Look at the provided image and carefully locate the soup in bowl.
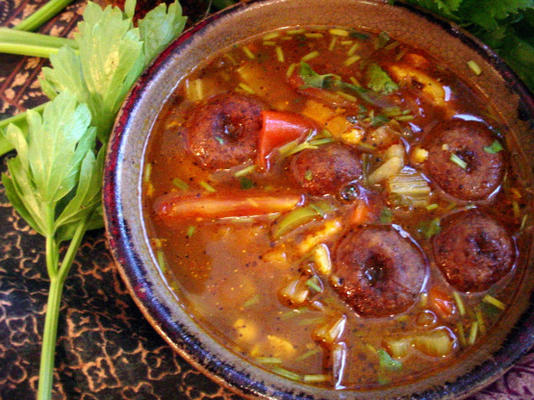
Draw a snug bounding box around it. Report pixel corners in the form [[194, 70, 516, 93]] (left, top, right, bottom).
[[103, 0, 534, 398]]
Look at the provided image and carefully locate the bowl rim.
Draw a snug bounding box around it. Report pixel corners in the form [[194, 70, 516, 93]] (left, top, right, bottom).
[[103, 0, 534, 399]]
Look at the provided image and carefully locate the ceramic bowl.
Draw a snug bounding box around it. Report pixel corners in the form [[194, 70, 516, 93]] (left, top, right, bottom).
[[103, 0, 534, 398]]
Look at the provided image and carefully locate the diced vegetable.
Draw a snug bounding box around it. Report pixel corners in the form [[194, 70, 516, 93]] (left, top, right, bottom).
[[452, 291, 466, 316], [298, 219, 343, 254], [388, 64, 447, 108], [303, 374, 330, 383], [387, 167, 431, 208], [467, 60, 482, 76], [411, 147, 429, 163], [186, 225, 195, 238], [272, 206, 319, 238], [314, 315, 347, 344], [312, 244, 332, 275], [412, 328, 456, 357], [482, 294, 506, 311], [468, 322, 479, 345], [172, 177, 189, 190], [155, 193, 302, 222], [280, 278, 309, 305], [383, 337, 412, 358], [368, 156, 404, 184], [258, 110, 316, 168]]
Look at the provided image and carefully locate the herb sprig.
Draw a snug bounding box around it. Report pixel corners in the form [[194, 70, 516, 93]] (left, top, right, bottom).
[[0, 1, 186, 399]]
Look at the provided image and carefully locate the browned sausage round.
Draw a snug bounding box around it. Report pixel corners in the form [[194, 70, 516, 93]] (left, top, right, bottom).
[[289, 143, 362, 195], [185, 93, 264, 169], [424, 120, 503, 201], [433, 211, 514, 292], [334, 227, 427, 317]]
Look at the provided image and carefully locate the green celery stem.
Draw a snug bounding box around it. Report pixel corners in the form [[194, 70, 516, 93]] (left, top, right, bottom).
[[36, 277, 64, 400], [37, 219, 90, 400], [0, 102, 47, 130], [0, 27, 76, 58], [14, 0, 75, 32]]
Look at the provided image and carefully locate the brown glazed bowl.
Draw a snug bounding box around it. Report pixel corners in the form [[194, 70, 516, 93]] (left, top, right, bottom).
[[103, 0, 534, 398]]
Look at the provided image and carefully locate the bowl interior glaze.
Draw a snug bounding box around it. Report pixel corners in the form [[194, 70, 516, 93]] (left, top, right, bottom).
[[103, 0, 534, 399]]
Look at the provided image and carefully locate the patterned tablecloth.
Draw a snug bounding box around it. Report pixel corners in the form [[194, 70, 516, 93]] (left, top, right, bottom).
[[0, 1, 533, 399]]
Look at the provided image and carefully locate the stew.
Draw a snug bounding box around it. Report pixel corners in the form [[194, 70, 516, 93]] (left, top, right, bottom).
[[143, 27, 532, 389]]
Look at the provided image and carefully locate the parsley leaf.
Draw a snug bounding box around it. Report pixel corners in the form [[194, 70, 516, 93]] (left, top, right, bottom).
[[299, 62, 337, 89], [484, 140, 504, 154], [366, 63, 399, 95]]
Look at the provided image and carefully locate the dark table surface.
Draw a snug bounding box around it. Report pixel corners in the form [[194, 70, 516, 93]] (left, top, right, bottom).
[[1, 1, 534, 399]]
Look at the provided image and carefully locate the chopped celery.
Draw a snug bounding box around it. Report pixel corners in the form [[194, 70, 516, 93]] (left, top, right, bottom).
[[303, 374, 330, 383], [306, 276, 323, 293], [172, 177, 189, 190], [271, 367, 301, 381], [450, 153, 467, 169], [199, 180, 216, 193], [234, 165, 256, 177], [482, 294, 506, 311], [243, 294, 260, 308], [143, 163, 152, 183], [257, 357, 282, 364], [468, 322, 479, 345], [156, 250, 166, 273], [272, 206, 319, 238], [295, 348, 321, 361], [186, 225, 195, 238], [452, 292, 466, 316], [387, 167, 431, 207]]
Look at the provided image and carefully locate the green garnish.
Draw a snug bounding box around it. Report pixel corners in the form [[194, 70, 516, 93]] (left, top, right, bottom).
[[349, 30, 369, 40], [426, 203, 439, 211], [234, 165, 256, 177], [156, 250, 166, 273], [375, 31, 390, 49], [172, 177, 189, 190], [299, 62, 337, 89], [256, 357, 282, 364], [379, 207, 393, 224], [186, 225, 196, 238], [482, 294, 506, 310], [468, 321, 479, 345], [243, 294, 260, 308], [304, 170, 313, 181], [450, 153, 468, 169], [214, 135, 225, 144], [275, 46, 285, 62], [305, 277, 323, 293], [238, 82, 255, 94], [143, 163, 152, 182], [366, 63, 399, 95], [301, 50, 320, 62], [199, 180, 217, 192], [271, 366, 301, 381], [239, 177, 255, 189], [484, 140, 503, 154], [272, 206, 319, 238], [453, 291, 466, 316], [303, 374, 330, 383], [295, 348, 321, 361], [467, 60, 482, 75], [456, 322, 467, 347], [370, 114, 390, 127], [418, 218, 441, 239], [242, 45, 255, 59], [377, 349, 402, 371]]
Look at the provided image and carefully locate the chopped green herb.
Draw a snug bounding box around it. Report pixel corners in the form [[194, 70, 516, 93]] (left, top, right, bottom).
[[476, 306, 487, 335], [305, 33, 323, 38], [172, 177, 189, 190], [295, 348, 321, 361], [426, 203, 439, 211], [272, 206, 319, 238], [214, 135, 225, 145], [239, 176, 255, 189], [301, 50, 320, 62], [513, 200, 520, 218], [467, 60, 482, 75], [370, 114, 390, 127], [143, 163, 152, 182], [306, 277, 323, 293], [377, 349, 402, 371], [482, 294, 506, 311], [328, 37, 337, 51], [456, 322, 467, 347], [199, 180, 216, 192], [299, 62, 336, 89], [520, 214, 528, 231], [271, 366, 301, 381], [379, 207, 393, 224], [287, 28, 305, 35], [349, 30, 369, 40], [303, 374, 330, 383], [242, 46, 255, 59], [366, 63, 399, 95], [375, 31, 390, 49], [329, 28, 349, 36], [263, 32, 280, 40], [309, 200, 334, 217], [186, 225, 196, 238], [484, 140, 503, 154], [450, 153, 468, 169], [156, 250, 166, 272], [243, 294, 260, 308], [257, 356, 282, 364], [453, 291, 466, 316], [304, 170, 313, 181], [286, 62, 297, 78], [238, 82, 255, 94], [395, 114, 415, 121], [418, 217, 441, 239], [275, 46, 285, 62], [347, 42, 359, 56], [468, 321, 479, 345], [344, 55, 361, 66], [234, 165, 256, 177]]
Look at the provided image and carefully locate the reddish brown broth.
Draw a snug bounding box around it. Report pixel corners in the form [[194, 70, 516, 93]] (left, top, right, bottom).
[[143, 27, 532, 390]]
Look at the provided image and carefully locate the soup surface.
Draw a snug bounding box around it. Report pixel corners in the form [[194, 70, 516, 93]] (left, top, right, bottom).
[[143, 27, 532, 390]]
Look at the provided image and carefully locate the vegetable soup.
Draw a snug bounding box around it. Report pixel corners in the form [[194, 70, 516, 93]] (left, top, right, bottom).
[[142, 27, 532, 389]]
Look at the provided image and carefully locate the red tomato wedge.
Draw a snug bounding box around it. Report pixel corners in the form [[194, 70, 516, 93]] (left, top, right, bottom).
[[257, 110, 316, 169], [154, 192, 303, 222]]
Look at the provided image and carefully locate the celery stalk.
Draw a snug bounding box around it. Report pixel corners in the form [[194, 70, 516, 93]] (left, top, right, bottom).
[[14, 0, 75, 32], [0, 27, 76, 58]]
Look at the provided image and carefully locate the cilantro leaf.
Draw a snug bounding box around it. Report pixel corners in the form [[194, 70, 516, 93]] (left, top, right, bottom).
[[366, 63, 399, 95]]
